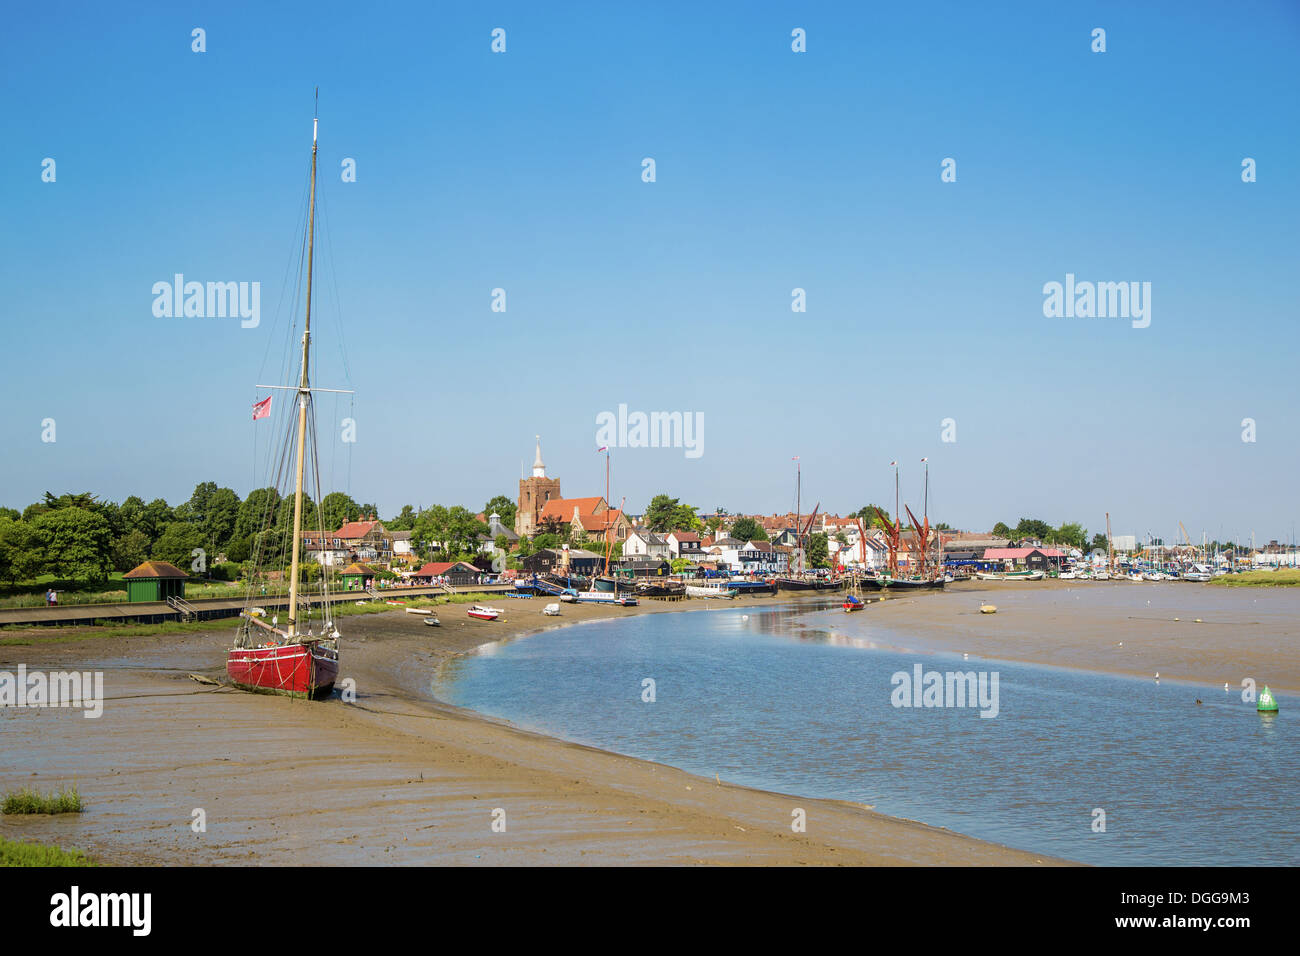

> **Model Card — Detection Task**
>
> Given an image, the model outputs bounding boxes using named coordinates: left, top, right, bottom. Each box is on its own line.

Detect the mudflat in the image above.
left=0, top=594, right=1063, bottom=866
left=856, top=580, right=1299, bottom=693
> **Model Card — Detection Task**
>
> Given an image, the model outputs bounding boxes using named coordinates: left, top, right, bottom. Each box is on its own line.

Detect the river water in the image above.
left=434, top=594, right=1297, bottom=865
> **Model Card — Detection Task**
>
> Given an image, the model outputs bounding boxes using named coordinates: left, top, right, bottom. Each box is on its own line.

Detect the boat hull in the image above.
left=226, top=641, right=337, bottom=700
left=883, top=578, right=946, bottom=591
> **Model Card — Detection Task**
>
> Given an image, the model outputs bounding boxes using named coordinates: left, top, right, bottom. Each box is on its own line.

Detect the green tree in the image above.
left=0, top=518, right=44, bottom=583
left=152, top=521, right=207, bottom=571
left=234, top=488, right=280, bottom=540
left=1051, top=522, right=1088, bottom=550
left=642, top=494, right=681, bottom=532
left=203, top=488, right=241, bottom=551
left=387, top=504, right=418, bottom=531
left=140, top=498, right=175, bottom=546
left=32, top=509, right=112, bottom=582
left=319, top=492, right=361, bottom=533
left=1014, top=518, right=1052, bottom=541
left=854, top=505, right=893, bottom=529
left=670, top=504, right=702, bottom=531
left=275, top=494, right=317, bottom=533
left=729, top=517, right=768, bottom=543
left=1089, top=533, right=1109, bottom=553
left=992, top=521, right=1012, bottom=538
left=111, top=529, right=151, bottom=572
left=532, top=533, right=562, bottom=551
left=806, top=532, right=830, bottom=569
left=670, top=557, right=693, bottom=573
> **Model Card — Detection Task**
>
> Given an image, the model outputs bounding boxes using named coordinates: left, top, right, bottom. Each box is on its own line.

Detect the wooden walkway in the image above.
left=0, top=584, right=519, bottom=629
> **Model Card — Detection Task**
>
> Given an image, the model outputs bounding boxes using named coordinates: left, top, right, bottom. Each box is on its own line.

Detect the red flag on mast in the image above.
left=252, top=396, right=272, bottom=421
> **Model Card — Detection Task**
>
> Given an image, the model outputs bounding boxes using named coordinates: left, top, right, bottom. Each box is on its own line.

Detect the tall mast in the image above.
left=795, top=457, right=801, bottom=574
left=287, top=98, right=319, bottom=638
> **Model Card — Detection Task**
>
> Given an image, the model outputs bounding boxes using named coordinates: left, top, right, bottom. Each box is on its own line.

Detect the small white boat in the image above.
left=467, top=605, right=503, bottom=621
left=1059, top=570, right=1076, bottom=580
left=542, top=603, right=561, bottom=616
left=979, top=603, right=997, bottom=614
left=685, top=584, right=739, bottom=599
left=1093, top=571, right=1110, bottom=581
left=423, top=616, right=440, bottom=627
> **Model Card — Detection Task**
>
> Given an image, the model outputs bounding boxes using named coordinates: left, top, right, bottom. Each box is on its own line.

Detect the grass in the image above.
left=2, top=786, right=84, bottom=815
left=0, top=836, right=96, bottom=866
left=1210, top=568, right=1300, bottom=587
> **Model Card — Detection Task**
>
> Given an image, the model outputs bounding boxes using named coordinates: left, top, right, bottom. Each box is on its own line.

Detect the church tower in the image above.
left=516, top=435, right=561, bottom=538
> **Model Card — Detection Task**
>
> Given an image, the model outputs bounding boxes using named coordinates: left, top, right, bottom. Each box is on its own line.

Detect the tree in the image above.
left=234, top=488, right=280, bottom=540
left=0, top=517, right=44, bottom=583
left=670, top=504, right=702, bottom=531
left=111, top=529, right=151, bottom=572
left=806, top=532, right=830, bottom=569
left=140, top=498, right=175, bottom=545
left=643, top=495, right=681, bottom=532
left=704, top=516, right=724, bottom=536
left=275, top=494, right=317, bottom=533
left=1051, top=522, right=1088, bottom=550
left=854, top=505, right=893, bottom=529
left=834, top=531, right=848, bottom=545
left=482, top=495, right=517, bottom=530
left=203, top=488, right=240, bottom=551
left=32, top=509, right=112, bottom=582
left=1089, top=533, right=1109, bottom=553
left=992, top=521, right=1012, bottom=538
left=319, top=492, right=361, bottom=533
left=1014, top=518, right=1052, bottom=541
left=387, top=504, right=418, bottom=531
left=670, top=557, right=693, bottom=573
left=152, top=521, right=207, bottom=571
left=729, top=517, right=767, bottom=543
left=532, top=533, right=562, bottom=551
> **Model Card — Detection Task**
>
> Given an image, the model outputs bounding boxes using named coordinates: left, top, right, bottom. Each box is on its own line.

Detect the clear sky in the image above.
left=3, top=1, right=1297, bottom=545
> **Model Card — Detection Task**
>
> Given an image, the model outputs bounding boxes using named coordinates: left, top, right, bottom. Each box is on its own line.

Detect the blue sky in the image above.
left=2, top=1, right=1297, bottom=544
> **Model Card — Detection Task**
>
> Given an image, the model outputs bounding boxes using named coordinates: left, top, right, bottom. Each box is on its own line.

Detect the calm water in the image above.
left=435, top=598, right=1298, bottom=865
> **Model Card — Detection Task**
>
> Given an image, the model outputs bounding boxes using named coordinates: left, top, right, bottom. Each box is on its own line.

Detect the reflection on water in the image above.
left=434, top=601, right=1297, bottom=866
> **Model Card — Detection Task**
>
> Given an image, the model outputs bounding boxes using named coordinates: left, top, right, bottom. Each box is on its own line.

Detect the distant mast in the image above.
left=286, top=101, right=319, bottom=639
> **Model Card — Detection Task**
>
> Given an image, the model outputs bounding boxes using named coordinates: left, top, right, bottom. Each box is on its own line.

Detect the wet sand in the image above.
left=857, top=580, right=1299, bottom=693
left=0, top=594, right=1063, bottom=866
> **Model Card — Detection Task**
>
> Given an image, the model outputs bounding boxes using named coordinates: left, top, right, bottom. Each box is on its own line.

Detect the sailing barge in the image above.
left=227, top=103, right=342, bottom=701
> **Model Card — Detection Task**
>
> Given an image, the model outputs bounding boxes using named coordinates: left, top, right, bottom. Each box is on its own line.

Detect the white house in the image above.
left=624, top=529, right=671, bottom=560
left=665, top=530, right=704, bottom=560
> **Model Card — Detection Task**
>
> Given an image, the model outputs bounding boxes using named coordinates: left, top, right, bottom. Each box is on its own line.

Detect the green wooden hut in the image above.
left=340, top=563, right=373, bottom=591
left=123, top=561, right=189, bottom=603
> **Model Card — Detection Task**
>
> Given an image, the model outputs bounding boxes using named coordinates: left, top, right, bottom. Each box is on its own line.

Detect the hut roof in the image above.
left=341, top=563, right=374, bottom=575
left=123, top=561, right=189, bottom=580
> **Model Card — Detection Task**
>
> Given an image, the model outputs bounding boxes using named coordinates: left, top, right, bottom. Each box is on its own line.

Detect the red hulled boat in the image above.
left=227, top=637, right=338, bottom=700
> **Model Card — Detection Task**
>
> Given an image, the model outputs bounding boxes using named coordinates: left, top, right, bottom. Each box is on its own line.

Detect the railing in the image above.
left=364, top=587, right=382, bottom=600
left=166, top=595, right=199, bottom=622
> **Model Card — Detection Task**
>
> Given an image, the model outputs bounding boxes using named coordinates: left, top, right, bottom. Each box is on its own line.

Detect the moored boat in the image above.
left=468, top=605, right=503, bottom=621
left=226, top=104, right=341, bottom=701
left=685, top=584, right=739, bottom=599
